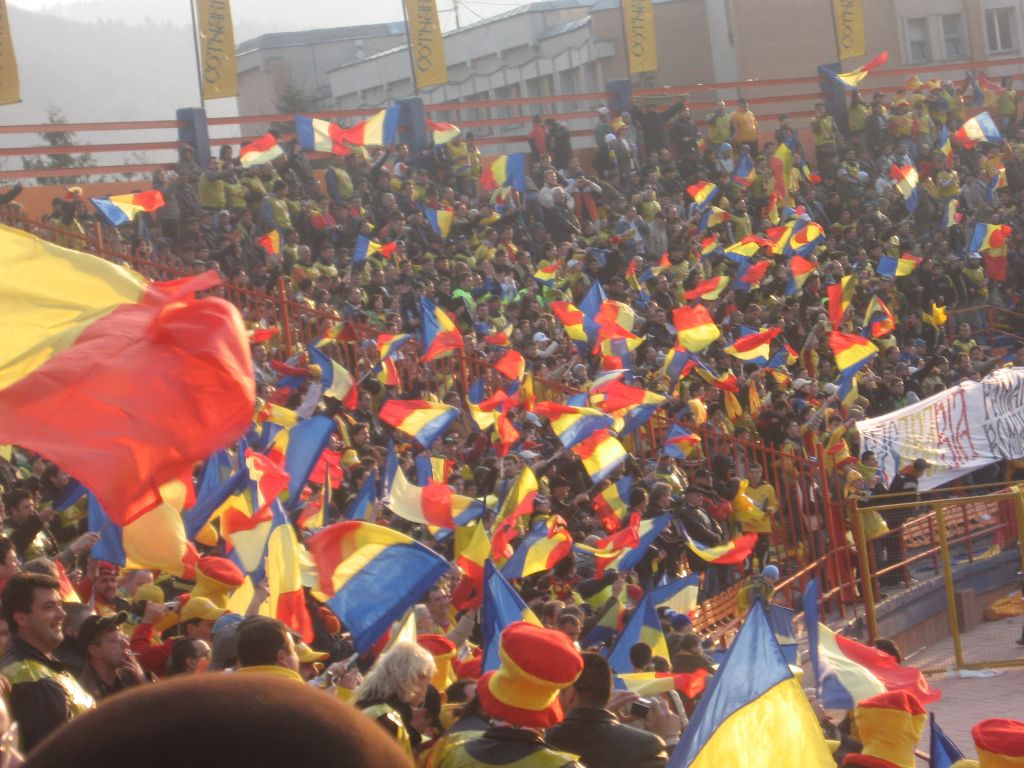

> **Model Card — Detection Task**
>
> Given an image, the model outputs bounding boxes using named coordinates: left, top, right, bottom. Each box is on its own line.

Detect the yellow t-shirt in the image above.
left=731, top=110, right=758, bottom=143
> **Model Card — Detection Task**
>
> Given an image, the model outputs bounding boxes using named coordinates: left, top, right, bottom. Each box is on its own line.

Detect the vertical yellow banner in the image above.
left=832, top=0, right=865, bottom=59
left=622, top=0, right=657, bottom=74
left=196, top=0, right=237, bottom=100
left=404, top=0, right=447, bottom=90
left=0, top=0, right=20, bottom=106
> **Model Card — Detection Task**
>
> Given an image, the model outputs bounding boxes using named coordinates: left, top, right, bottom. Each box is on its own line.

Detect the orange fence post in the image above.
left=277, top=277, right=293, bottom=358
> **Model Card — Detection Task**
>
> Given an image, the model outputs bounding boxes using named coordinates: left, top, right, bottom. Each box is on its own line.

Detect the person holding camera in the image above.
left=547, top=652, right=678, bottom=768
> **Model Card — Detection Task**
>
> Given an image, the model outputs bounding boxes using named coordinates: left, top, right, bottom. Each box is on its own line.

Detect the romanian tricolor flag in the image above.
left=725, top=326, right=782, bottom=364
left=876, top=252, right=921, bottom=277
left=607, top=592, right=670, bottom=673
left=353, top=236, right=397, bottom=264
left=733, top=153, right=756, bottom=187
left=480, top=152, right=528, bottom=192
left=685, top=532, right=758, bottom=565
left=482, top=561, right=539, bottom=672
left=930, top=717, right=964, bottom=768
left=0, top=226, right=254, bottom=523
left=426, top=119, right=461, bottom=145
left=827, top=274, right=855, bottom=327
left=266, top=503, right=313, bottom=642
left=482, top=323, right=513, bottom=347
left=218, top=454, right=289, bottom=575
left=803, top=579, right=940, bottom=709
left=533, top=262, right=560, bottom=286
left=673, top=304, right=721, bottom=352
left=604, top=514, right=673, bottom=574
left=650, top=573, right=701, bottom=616
left=969, top=222, right=1013, bottom=252
left=450, top=521, right=490, bottom=610
left=786, top=222, right=826, bottom=256
left=985, top=167, right=1008, bottom=203
left=534, top=401, right=614, bottom=450
left=339, top=107, right=400, bottom=148
left=670, top=602, right=836, bottom=768
left=830, top=331, right=877, bottom=375
left=346, top=471, right=377, bottom=521
left=256, top=231, right=280, bottom=256
left=307, top=346, right=357, bottom=408
left=698, top=206, right=732, bottom=232
left=941, top=199, right=960, bottom=230
left=735, top=259, right=772, bottom=291
left=551, top=301, right=594, bottom=345
left=665, top=423, right=700, bottom=459
left=684, top=276, right=730, bottom=302
left=863, top=295, right=896, bottom=338
left=954, top=111, right=1002, bottom=148
left=380, top=399, right=460, bottom=449
left=699, top=235, right=722, bottom=259
left=91, top=191, right=165, bottom=226
left=501, top=516, right=573, bottom=581
left=491, top=466, right=538, bottom=561
left=308, top=520, right=450, bottom=653
left=593, top=476, right=632, bottom=533
left=239, top=133, right=283, bottom=167
left=640, top=252, right=673, bottom=282
left=423, top=207, right=454, bottom=238
left=388, top=464, right=484, bottom=528
left=295, top=115, right=350, bottom=155
left=687, top=180, right=719, bottom=208
left=572, top=428, right=627, bottom=484
left=829, top=50, right=888, bottom=89
left=264, top=415, right=336, bottom=512
left=786, top=255, right=817, bottom=296
left=662, top=346, right=697, bottom=383
left=938, top=125, right=954, bottom=168
left=419, top=297, right=463, bottom=361
left=891, top=164, right=920, bottom=212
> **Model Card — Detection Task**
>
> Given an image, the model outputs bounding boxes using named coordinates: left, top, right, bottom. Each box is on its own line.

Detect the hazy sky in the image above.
left=6, top=0, right=516, bottom=31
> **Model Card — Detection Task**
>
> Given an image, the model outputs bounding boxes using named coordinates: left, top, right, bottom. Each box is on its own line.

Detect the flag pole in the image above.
left=401, top=0, right=419, bottom=96
left=189, top=0, right=207, bottom=109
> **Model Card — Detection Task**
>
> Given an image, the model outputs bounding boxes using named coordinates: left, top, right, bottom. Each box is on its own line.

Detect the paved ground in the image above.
left=919, top=666, right=1024, bottom=756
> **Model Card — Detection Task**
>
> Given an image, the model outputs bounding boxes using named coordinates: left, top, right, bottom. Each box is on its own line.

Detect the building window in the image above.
left=986, top=7, right=1017, bottom=54
left=941, top=14, right=967, bottom=60
left=905, top=17, right=932, bottom=63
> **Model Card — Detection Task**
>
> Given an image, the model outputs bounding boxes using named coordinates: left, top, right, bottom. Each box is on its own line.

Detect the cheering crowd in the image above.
left=2, top=73, right=1024, bottom=766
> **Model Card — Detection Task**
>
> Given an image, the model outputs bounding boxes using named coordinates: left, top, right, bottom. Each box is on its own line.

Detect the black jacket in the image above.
left=0, top=636, right=95, bottom=751
left=547, top=708, right=668, bottom=768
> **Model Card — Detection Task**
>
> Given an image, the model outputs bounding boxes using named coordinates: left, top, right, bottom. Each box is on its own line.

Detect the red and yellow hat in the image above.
left=418, top=634, right=457, bottom=692
left=476, top=621, right=583, bottom=728
left=191, top=557, right=245, bottom=609
left=951, top=719, right=1024, bottom=768
left=846, top=691, right=926, bottom=768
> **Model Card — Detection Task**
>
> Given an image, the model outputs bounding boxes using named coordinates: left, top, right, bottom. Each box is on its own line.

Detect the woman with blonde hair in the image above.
left=354, top=642, right=436, bottom=757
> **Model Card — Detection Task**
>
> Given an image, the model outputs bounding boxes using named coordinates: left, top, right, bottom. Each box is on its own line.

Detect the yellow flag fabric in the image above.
left=832, top=0, right=865, bottom=59
left=0, top=0, right=19, bottom=105
left=0, top=225, right=146, bottom=392
left=622, top=0, right=657, bottom=74
left=196, top=0, right=238, bottom=100
left=122, top=479, right=190, bottom=576
left=404, top=0, right=447, bottom=89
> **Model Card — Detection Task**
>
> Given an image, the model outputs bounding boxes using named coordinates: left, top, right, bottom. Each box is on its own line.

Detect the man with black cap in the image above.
left=77, top=612, right=151, bottom=700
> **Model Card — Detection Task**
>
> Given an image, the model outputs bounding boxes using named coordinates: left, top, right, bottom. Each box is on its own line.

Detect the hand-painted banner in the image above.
left=622, top=0, right=657, bottom=75
left=858, top=368, right=1024, bottom=490
left=0, top=0, right=20, bottom=106
left=832, top=0, right=865, bottom=60
left=196, top=0, right=238, bottom=100
left=404, top=0, right=447, bottom=90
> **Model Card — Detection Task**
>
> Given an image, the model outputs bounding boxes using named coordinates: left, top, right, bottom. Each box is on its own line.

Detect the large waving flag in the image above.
left=891, top=164, right=920, bottom=212
left=830, top=331, right=877, bottom=375
left=423, top=207, right=454, bottom=239
left=804, top=579, right=940, bottom=708
left=240, top=133, right=283, bottom=167
left=419, top=297, right=463, bottom=361
left=308, top=520, right=450, bottom=653
left=295, top=115, right=350, bottom=155
left=651, top=573, right=701, bottom=615
left=388, top=464, right=484, bottom=528
left=380, top=398, right=460, bottom=449
left=684, top=276, right=730, bottom=302
left=501, top=517, right=573, bottom=581
left=864, top=295, right=896, bottom=338
left=668, top=601, right=835, bottom=768
left=352, top=236, right=397, bottom=264
left=725, top=327, right=782, bottom=364
left=608, top=591, right=671, bottom=673
left=665, top=423, right=701, bottom=459
left=534, top=401, right=614, bottom=450
left=786, top=255, right=817, bottom=296
left=687, top=180, right=719, bottom=208
left=827, top=275, right=854, bottom=327
left=733, top=154, right=755, bottom=187
left=929, top=714, right=964, bottom=768
left=685, top=532, right=758, bottom=565
left=606, top=514, right=673, bottom=573
left=0, top=226, right=254, bottom=524
left=954, top=111, right=1002, bottom=148
left=491, top=466, right=538, bottom=561
left=218, top=452, right=290, bottom=576
left=829, top=51, right=888, bottom=89
left=482, top=561, right=540, bottom=672
left=265, top=416, right=335, bottom=512
left=876, top=252, right=921, bottom=277
left=307, top=346, right=357, bottom=408
left=673, top=304, right=721, bottom=352
left=969, top=222, right=1013, bottom=252
left=91, top=191, right=165, bottom=226
left=426, top=119, right=461, bottom=145
left=480, top=152, right=528, bottom=192
left=346, top=470, right=377, bottom=521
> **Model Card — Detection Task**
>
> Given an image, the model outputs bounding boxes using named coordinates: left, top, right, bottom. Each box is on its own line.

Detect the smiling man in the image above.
left=0, top=572, right=95, bottom=751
